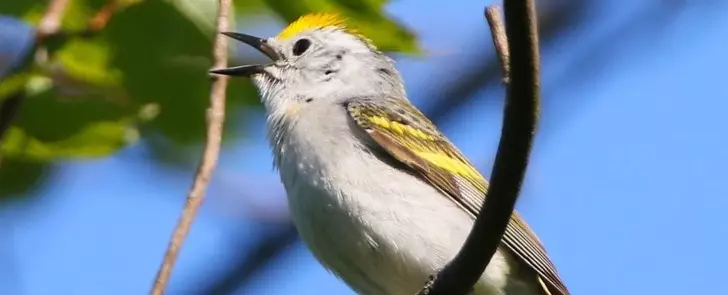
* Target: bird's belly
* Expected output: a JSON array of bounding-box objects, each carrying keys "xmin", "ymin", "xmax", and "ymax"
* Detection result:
[{"xmin": 279, "ymin": 154, "xmax": 515, "ymax": 295}]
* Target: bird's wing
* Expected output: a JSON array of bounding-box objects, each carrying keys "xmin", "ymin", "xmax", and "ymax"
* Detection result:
[{"xmin": 346, "ymin": 97, "xmax": 569, "ymax": 295}]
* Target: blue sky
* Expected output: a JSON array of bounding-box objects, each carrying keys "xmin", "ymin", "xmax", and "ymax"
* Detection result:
[{"xmin": 2, "ymin": 0, "xmax": 728, "ymax": 294}]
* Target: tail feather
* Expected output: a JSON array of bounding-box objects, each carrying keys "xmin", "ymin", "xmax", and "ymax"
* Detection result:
[{"xmin": 538, "ymin": 277, "xmax": 553, "ymax": 295}]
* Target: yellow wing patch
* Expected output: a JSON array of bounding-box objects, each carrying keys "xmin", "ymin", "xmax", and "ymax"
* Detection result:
[
  {"xmin": 364, "ymin": 113, "xmax": 485, "ymax": 189},
  {"xmin": 278, "ymin": 13, "xmax": 357, "ymax": 40},
  {"xmin": 368, "ymin": 115, "xmax": 435, "ymax": 141},
  {"xmin": 347, "ymin": 99, "xmax": 570, "ymax": 295},
  {"xmin": 415, "ymin": 151, "xmax": 483, "ymax": 183}
]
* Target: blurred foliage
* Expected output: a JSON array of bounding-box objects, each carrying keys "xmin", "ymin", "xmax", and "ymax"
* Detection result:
[{"xmin": 0, "ymin": 0, "xmax": 419, "ymax": 199}]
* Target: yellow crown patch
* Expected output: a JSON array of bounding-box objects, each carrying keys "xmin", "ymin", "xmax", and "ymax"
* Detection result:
[{"xmin": 277, "ymin": 13, "xmax": 356, "ymax": 40}]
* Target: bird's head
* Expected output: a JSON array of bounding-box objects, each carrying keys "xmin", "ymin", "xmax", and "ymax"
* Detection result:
[{"xmin": 211, "ymin": 13, "xmax": 406, "ymax": 115}]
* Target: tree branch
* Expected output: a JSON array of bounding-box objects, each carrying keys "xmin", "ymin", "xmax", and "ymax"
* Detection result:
[
  {"xmin": 36, "ymin": 0, "xmax": 70, "ymax": 40},
  {"xmin": 86, "ymin": 0, "xmax": 119, "ymax": 33},
  {"xmin": 418, "ymin": 0, "xmax": 541, "ymax": 293},
  {"xmin": 149, "ymin": 0, "xmax": 231, "ymax": 294},
  {"xmin": 485, "ymin": 6, "xmax": 509, "ymax": 84},
  {"xmin": 423, "ymin": 0, "xmax": 582, "ymax": 124}
]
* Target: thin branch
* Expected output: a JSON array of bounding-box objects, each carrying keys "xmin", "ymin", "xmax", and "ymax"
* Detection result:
[
  {"xmin": 148, "ymin": 0, "xmax": 231, "ymax": 294},
  {"xmin": 418, "ymin": 0, "xmax": 541, "ymax": 293},
  {"xmin": 86, "ymin": 0, "xmax": 119, "ymax": 32},
  {"xmin": 485, "ymin": 6, "xmax": 510, "ymax": 84},
  {"xmin": 423, "ymin": 0, "xmax": 583, "ymax": 124},
  {"xmin": 36, "ymin": 0, "xmax": 70, "ymax": 40}
]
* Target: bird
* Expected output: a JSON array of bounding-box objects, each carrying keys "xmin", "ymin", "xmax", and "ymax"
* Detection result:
[{"xmin": 210, "ymin": 12, "xmax": 569, "ymax": 295}]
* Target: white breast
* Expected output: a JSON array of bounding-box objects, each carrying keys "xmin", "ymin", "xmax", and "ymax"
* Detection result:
[{"xmin": 268, "ymin": 106, "xmax": 515, "ymax": 295}]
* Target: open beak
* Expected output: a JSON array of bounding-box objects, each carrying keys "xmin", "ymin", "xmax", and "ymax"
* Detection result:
[{"xmin": 209, "ymin": 32, "xmax": 280, "ymax": 77}]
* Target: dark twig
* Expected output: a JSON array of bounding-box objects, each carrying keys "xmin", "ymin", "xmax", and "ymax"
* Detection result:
[
  {"xmin": 86, "ymin": 0, "xmax": 119, "ymax": 33},
  {"xmin": 0, "ymin": 0, "xmax": 71, "ymax": 166},
  {"xmin": 418, "ymin": 0, "xmax": 541, "ymax": 293},
  {"xmin": 485, "ymin": 6, "xmax": 510, "ymax": 83},
  {"xmin": 0, "ymin": 93, "xmax": 23, "ymax": 148},
  {"xmin": 149, "ymin": 0, "xmax": 231, "ymax": 294}
]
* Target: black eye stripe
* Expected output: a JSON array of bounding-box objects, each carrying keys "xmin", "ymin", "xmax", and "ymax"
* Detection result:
[{"xmin": 292, "ymin": 38, "xmax": 311, "ymax": 56}]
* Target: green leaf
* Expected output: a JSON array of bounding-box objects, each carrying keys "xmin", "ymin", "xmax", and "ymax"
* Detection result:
[
  {"xmin": 0, "ymin": 0, "xmax": 272, "ymax": 196},
  {"xmin": 262, "ymin": 0, "xmax": 420, "ymax": 53},
  {"xmin": 12, "ymin": 84, "xmax": 129, "ymax": 140},
  {"xmin": 171, "ymin": 0, "xmax": 221, "ymax": 35},
  {"xmin": 54, "ymin": 37, "xmax": 122, "ymax": 88},
  {"xmin": 105, "ymin": 0, "xmax": 259, "ymax": 146},
  {"xmin": 333, "ymin": 0, "xmax": 389, "ymax": 18},
  {"xmin": 1, "ymin": 121, "xmax": 132, "ymax": 160},
  {"xmin": 1, "ymin": 83, "xmax": 134, "ymax": 160},
  {"xmin": 172, "ymin": 0, "xmax": 272, "ymax": 34},
  {"xmin": 0, "ymin": 72, "xmax": 34, "ymax": 102}
]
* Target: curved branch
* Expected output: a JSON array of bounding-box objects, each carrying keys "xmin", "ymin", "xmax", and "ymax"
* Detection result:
[
  {"xmin": 149, "ymin": 0, "xmax": 232, "ymax": 294},
  {"xmin": 418, "ymin": 0, "xmax": 541, "ymax": 293}
]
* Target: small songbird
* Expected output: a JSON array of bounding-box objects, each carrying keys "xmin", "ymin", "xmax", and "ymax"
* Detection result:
[{"xmin": 211, "ymin": 13, "xmax": 568, "ymax": 295}]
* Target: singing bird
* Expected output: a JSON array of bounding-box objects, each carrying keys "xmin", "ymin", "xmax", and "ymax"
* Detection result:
[{"xmin": 211, "ymin": 13, "xmax": 569, "ymax": 295}]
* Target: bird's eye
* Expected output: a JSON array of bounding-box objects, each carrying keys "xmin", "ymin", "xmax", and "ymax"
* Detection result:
[{"xmin": 292, "ymin": 38, "xmax": 311, "ymax": 56}]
